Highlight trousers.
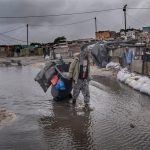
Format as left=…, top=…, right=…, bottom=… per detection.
left=73, top=79, right=90, bottom=104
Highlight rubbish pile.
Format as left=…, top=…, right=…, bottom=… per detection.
left=117, top=68, right=150, bottom=96
left=0, top=108, right=16, bottom=125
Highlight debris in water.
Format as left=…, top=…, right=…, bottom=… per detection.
left=130, top=123, right=135, bottom=128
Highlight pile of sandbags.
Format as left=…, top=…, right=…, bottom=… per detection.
left=117, top=68, right=132, bottom=82
left=106, top=62, right=121, bottom=71
left=140, top=82, right=150, bottom=95
left=117, top=69, right=150, bottom=96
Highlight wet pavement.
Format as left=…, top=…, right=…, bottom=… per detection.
left=0, top=66, right=150, bottom=150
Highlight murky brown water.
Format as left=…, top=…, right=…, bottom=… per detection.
left=0, top=66, right=150, bottom=150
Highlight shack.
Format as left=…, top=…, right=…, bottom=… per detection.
left=110, top=43, right=150, bottom=76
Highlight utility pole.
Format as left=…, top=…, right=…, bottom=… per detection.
left=95, top=17, right=97, bottom=39
left=123, top=4, right=127, bottom=35
left=27, top=24, right=29, bottom=46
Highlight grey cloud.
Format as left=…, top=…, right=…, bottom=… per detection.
left=0, top=0, right=70, bottom=24
left=0, top=0, right=150, bottom=44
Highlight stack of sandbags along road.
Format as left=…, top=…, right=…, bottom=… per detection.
left=106, top=62, right=121, bottom=71
left=117, top=68, right=150, bottom=96
left=34, top=61, right=56, bottom=92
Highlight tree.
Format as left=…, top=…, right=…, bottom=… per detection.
left=54, top=36, right=66, bottom=44
left=30, top=42, right=41, bottom=46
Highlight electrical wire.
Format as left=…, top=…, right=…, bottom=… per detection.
left=0, top=36, right=13, bottom=45
left=29, top=18, right=94, bottom=27
left=0, top=26, right=26, bottom=44
left=0, top=33, right=27, bottom=43
left=0, top=37, right=8, bottom=45
left=0, top=7, right=149, bottom=44
left=126, top=13, right=145, bottom=26
left=0, top=7, right=149, bottom=19
left=128, top=7, right=150, bottom=10
left=0, top=33, right=20, bottom=45
left=0, top=8, right=122, bottom=19
left=0, top=26, right=24, bottom=34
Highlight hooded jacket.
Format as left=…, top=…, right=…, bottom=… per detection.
left=69, top=56, right=90, bottom=83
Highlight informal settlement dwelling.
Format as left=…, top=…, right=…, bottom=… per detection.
left=68, top=38, right=96, bottom=57
left=53, top=42, right=69, bottom=59
left=109, top=43, right=150, bottom=76
left=96, top=31, right=118, bottom=40
left=0, top=45, right=15, bottom=57
left=120, top=28, right=142, bottom=40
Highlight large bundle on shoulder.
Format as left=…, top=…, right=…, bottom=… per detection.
left=35, top=59, right=72, bottom=101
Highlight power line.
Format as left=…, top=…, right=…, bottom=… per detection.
left=0, top=26, right=26, bottom=44
left=29, top=18, right=94, bottom=27
left=128, top=7, right=150, bottom=10
left=0, top=36, right=14, bottom=45
left=0, top=37, right=10, bottom=45
left=126, top=13, right=144, bottom=26
left=0, top=7, right=149, bottom=19
left=0, top=26, right=24, bottom=34
left=0, top=8, right=122, bottom=19
left=0, top=33, right=27, bottom=43
left=0, top=35, right=20, bottom=45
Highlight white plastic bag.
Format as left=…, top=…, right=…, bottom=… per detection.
left=140, top=83, right=150, bottom=95
left=45, top=55, right=50, bottom=60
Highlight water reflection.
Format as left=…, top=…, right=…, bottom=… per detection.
left=39, top=100, right=94, bottom=150
left=93, top=75, right=121, bottom=92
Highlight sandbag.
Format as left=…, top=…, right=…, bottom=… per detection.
left=138, top=76, right=150, bottom=83
left=117, top=68, right=129, bottom=81
left=129, top=80, right=138, bottom=88
left=125, top=77, right=133, bottom=85
left=121, top=73, right=131, bottom=82
left=106, top=62, right=121, bottom=70
left=140, top=83, right=150, bottom=95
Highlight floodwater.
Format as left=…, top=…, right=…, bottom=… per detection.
left=0, top=66, right=150, bottom=150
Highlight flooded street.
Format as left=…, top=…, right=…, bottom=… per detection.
left=0, top=66, right=150, bottom=150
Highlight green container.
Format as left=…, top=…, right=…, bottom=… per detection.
left=25, top=48, right=30, bottom=56
left=34, top=48, right=38, bottom=55
left=38, top=48, right=43, bottom=55
left=20, top=49, right=25, bottom=56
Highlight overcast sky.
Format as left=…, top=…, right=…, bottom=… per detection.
left=0, top=0, right=150, bottom=44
